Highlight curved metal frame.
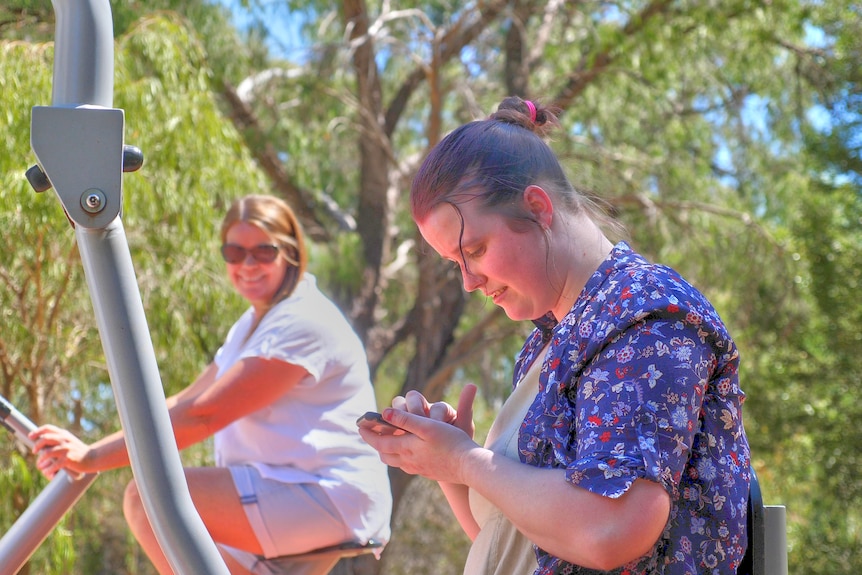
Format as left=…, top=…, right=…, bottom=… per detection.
left=0, top=1, right=229, bottom=573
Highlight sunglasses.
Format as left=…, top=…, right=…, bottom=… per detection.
left=221, top=243, right=281, bottom=264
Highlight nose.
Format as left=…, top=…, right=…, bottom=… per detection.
left=241, top=252, right=260, bottom=266
left=460, top=265, right=484, bottom=292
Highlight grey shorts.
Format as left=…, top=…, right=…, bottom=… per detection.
left=221, top=465, right=352, bottom=575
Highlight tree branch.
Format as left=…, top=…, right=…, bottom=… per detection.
left=384, top=0, right=510, bottom=137
left=221, top=80, right=330, bottom=241
left=554, top=0, right=674, bottom=110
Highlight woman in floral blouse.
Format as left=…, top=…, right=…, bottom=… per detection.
left=360, top=96, right=751, bottom=575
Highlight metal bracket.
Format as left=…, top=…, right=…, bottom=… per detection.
left=31, top=105, right=125, bottom=228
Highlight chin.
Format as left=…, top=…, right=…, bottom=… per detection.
left=500, top=301, right=550, bottom=322
left=501, top=307, right=531, bottom=322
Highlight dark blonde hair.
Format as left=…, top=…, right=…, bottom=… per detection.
left=220, top=195, right=308, bottom=328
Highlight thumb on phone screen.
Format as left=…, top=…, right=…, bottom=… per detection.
left=454, top=384, right=477, bottom=439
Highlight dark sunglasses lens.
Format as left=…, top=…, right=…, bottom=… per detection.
left=251, top=245, right=279, bottom=263
left=221, top=244, right=245, bottom=263
left=221, top=244, right=280, bottom=264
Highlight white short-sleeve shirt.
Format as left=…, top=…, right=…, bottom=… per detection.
left=213, top=273, right=391, bottom=543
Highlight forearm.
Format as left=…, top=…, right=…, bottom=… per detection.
left=166, top=401, right=220, bottom=450
left=85, top=407, right=213, bottom=473
left=438, top=481, right=480, bottom=541
left=460, top=448, right=668, bottom=571
left=162, top=362, right=226, bottom=449
left=84, top=429, right=132, bottom=472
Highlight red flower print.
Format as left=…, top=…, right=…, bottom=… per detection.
left=616, top=365, right=633, bottom=378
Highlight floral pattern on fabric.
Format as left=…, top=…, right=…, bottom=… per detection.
left=517, top=243, right=751, bottom=575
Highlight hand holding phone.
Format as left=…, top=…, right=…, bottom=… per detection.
left=356, top=411, right=408, bottom=436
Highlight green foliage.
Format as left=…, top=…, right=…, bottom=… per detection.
left=0, top=0, right=54, bottom=43
left=0, top=40, right=99, bottom=413
left=779, top=183, right=862, bottom=573
left=113, top=15, right=270, bottom=390
left=309, top=231, right=364, bottom=307
left=0, top=451, right=75, bottom=574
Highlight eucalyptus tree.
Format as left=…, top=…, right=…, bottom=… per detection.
left=211, top=1, right=861, bottom=573
left=767, top=6, right=862, bottom=570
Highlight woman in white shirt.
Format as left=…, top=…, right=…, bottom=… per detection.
left=30, top=194, right=392, bottom=575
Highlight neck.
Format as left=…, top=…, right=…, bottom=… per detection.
left=550, top=215, right=614, bottom=321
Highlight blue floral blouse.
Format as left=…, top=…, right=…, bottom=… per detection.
left=516, top=243, right=751, bottom=575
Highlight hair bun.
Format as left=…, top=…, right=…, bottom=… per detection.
left=490, top=96, right=561, bottom=136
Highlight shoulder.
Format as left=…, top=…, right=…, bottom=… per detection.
left=268, top=274, right=344, bottom=322
left=258, top=274, right=362, bottom=344
left=587, top=243, right=714, bottom=320
left=557, top=244, right=733, bottom=357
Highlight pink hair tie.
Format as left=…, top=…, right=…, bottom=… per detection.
left=524, top=100, right=537, bottom=123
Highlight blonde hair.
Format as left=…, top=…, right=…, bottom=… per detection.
left=220, top=195, right=308, bottom=332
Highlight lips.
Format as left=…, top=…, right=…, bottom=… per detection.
left=235, top=274, right=269, bottom=292
left=488, top=286, right=507, bottom=303
left=238, top=274, right=265, bottom=284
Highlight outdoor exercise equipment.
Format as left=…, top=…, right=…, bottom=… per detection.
left=0, top=0, right=229, bottom=573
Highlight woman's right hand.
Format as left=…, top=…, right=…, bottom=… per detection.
left=29, top=425, right=94, bottom=479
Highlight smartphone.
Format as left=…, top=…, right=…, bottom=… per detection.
left=356, top=411, right=408, bottom=436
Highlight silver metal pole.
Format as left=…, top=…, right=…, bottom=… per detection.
left=23, top=0, right=229, bottom=572
left=0, top=472, right=98, bottom=575
left=765, top=506, right=789, bottom=575
left=75, top=220, right=229, bottom=575
left=0, top=395, right=97, bottom=575
left=0, top=395, right=39, bottom=446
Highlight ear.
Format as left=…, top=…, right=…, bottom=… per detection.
left=522, top=185, right=554, bottom=228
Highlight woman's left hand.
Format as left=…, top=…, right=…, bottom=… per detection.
left=360, top=384, right=480, bottom=484
left=392, top=383, right=476, bottom=438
